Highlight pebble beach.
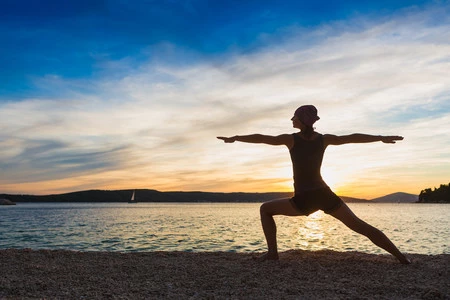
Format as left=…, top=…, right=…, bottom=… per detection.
left=0, top=249, right=448, bottom=299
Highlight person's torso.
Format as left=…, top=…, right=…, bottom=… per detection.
left=289, top=133, right=328, bottom=192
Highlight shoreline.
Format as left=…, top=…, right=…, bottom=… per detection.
left=1, top=249, right=448, bottom=299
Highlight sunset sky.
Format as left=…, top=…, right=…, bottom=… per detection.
left=1, top=0, right=449, bottom=199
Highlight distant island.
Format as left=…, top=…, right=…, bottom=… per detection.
left=0, top=198, right=16, bottom=205
left=418, top=183, right=450, bottom=203
left=0, top=189, right=420, bottom=204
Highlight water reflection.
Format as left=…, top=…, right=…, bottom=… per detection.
left=0, top=203, right=448, bottom=254
left=290, top=211, right=325, bottom=249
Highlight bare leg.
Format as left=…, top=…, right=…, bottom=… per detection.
left=259, top=198, right=304, bottom=260
left=329, top=203, right=410, bottom=264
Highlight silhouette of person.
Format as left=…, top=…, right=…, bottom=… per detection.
left=217, top=105, right=410, bottom=264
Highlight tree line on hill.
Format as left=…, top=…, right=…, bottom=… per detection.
left=418, top=183, right=450, bottom=203
left=0, top=189, right=294, bottom=203
left=0, top=189, right=369, bottom=203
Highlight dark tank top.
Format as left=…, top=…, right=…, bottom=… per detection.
left=289, top=133, right=328, bottom=193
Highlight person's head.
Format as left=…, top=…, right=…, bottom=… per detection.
left=291, top=105, right=320, bottom=136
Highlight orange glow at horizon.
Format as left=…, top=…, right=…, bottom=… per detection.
left=1, top=165, right=422, bottom=199
left=0, top=155, right=429, bottom=200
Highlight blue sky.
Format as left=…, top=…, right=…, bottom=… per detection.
left=1, top=0, right=449, bottom=198
left=0, top=0, right=432, bottom=97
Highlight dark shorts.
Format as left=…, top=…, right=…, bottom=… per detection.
left=289, top=187, right=343, bottom=216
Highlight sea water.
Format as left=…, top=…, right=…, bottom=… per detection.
left=0, top=203, right=448, bottom=255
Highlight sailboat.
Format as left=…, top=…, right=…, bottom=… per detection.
left=128, top=190, right=136, bottom=204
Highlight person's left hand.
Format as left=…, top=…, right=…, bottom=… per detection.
left=381, top=136, right=404, bottom=143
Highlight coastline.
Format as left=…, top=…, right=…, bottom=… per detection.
left=0, top=189, right=425, bottom=203
left=1, top=249, right=448, bottom=299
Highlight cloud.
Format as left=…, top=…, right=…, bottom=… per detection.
left=0, top=136, right=134, bottom=183
left=0, top=3, right=449, bottom=197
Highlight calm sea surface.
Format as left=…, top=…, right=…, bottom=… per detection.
left=0, top=203, right=448, bottom=255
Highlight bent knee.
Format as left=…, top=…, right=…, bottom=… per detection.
left=260, top=202, right=274, bottom=216
left=260, top=202, right=269, bottom=215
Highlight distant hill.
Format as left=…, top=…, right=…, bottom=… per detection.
left=0, top=189, right=368, bottom=203
left=1, top=189, right=421, bottom=204
left=0, top=189, right=291, bottom=203
left=340, top=196, right=369, bottom=203
left=370, top=192, right=418, bottom=203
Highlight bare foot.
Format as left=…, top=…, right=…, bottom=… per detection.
left=400, top=257, right=412, bottom=264
left=255, top=252, right=279, bottom=261
left=397, top=253, right=411, bottom=264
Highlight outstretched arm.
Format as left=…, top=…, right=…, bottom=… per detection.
left=217, top=134, right=293, bottom=147
left=324, top=134, right=404, bottom=146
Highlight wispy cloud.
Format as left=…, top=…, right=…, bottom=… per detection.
left=1, top=3, right=449, bottom=197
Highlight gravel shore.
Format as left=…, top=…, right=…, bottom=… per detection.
left=0, top=249, right=448, bottom=299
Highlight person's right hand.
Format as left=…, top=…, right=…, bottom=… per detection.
left=217, top=136, right=235, bottom=143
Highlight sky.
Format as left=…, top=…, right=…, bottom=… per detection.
left=1, top=0, right=449, bottom=199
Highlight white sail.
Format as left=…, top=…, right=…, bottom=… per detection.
left=129, top=190, right=136, bottom=203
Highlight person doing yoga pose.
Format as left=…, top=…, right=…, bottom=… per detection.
left=217, top=105, right=410, bottom=264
